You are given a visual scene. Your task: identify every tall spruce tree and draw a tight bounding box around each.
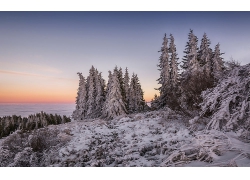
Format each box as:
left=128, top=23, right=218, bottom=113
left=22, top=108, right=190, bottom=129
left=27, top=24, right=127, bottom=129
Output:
left=128, top=73, right=136, bottom=113
left=117, top=67, right=125, bottom=102
left=94, top=71, right=106, bottom=117
left=181, top=30, right=217, bottom=110
left=106, top=70, right=112, bottom=93
left=86, top=66, right=97, bottom=118
left=198, top=33, right=213, bottom=77
left=168, top=34, right=181, bottom=109
left=124, top=67, right=130, bottom=109
left=72, top=72, right=87, bottom=120
left=212, top=43, right=225, bottom=79
left=156, top=33, right=170, bottom=108
left=102, top=70, right=127, bottom=119
left=134, top=74, right=145, bottom=112
left=181, top=29, right=200, bottom=79
left=169, top=34, right=179, bottom=88
left=128, top=73, right=145, bottom=113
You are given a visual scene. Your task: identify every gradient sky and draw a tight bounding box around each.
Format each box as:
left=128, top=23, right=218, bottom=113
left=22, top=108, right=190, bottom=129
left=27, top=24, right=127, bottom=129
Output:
left=0, top=12, right=250, bottom=103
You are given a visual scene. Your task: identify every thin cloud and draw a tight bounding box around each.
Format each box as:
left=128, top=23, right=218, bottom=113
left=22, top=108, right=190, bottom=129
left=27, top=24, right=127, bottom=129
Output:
left=0, top=61, right=62, bottom=74
left=0, top=70, right=75, bottom=81
left=23, top=62, right=63, bottom=74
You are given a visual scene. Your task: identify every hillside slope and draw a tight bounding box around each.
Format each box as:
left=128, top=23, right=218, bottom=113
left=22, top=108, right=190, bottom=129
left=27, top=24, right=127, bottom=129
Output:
left=1, top=109, right=250, bottom=167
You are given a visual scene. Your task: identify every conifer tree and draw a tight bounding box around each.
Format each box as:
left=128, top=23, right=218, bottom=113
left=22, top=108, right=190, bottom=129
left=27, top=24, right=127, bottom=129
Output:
left=128, top=73, right=145, bottom=113
left=134, top=74, right=145, bottom=112
left=117, top=67, right=125, bottom=101
left=168, top=34, right=181, bottom=109
left=156, top=33, right=170, bottom=108
left=128, top=73, right=135, bottom=113
left=102, top=70, right=127, bottom=119
left=181, top=29, right=200, bottom=78
left=72, top=72, right=87, bottom=120
left=212, top=43, right=225, bottom=79
left=169, top=34, right=179, bottom=88
left=181, top=30, right=216, bottom=110
left=114, top=66, right=119, bottom=74
left=124, top=67, right=130, bottom=109
left=198, top=33, right=213, bottom=77
left=106, top=70, right=112, bottom=93
left=128, top=73, right=137, bottom=113
left=86, top=66, right=96, bottom=118
left=94, top=71, right=106, bottom=117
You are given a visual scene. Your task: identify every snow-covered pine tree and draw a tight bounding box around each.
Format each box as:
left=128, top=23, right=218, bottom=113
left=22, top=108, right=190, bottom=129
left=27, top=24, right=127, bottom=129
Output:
left=72, top=72, right=87, bottom=120
left=117, top=67, right=125, bottom=102
left=99, top=72, right=106, bottom=96
left=156, top=33, right=170, bottom=108
left=128, top=73, right=145, bottom=113
left=198, top=33, right=213, bottom=77
left=168, top=34, right=181, bottom=109
left=134, top=74, right=146, bottom=112
left=106, top=70, right=112, bottom=93
left=128, top=73, right=136, bottom=113
left=113, top=66, right=119, bottom=74
left=169, top=34, right=180, bottom=88
left=93, top=71, right=106, bottom=118
left=180, top=30, right=210, bottom=110
left=181, top=29, right=200, bottom=79
left=102, top=70, right=127, bottom=119
left=212, top=43, right=225, bottom=80
left=86, top=66, right=97, bottom=118
left=124, top=67, right=130, bottom=109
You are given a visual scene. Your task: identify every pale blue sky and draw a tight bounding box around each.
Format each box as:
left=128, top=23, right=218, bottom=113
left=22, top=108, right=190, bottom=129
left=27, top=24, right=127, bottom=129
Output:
left=0, top=12, right=249, bottom=102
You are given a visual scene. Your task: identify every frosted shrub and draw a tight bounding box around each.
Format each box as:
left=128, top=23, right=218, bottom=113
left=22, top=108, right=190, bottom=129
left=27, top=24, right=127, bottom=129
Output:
left=0, top=128, right=66, bottom=167
left=201, top=63, right=250, bottom=131
left=28, top=128, right=60, bottom=152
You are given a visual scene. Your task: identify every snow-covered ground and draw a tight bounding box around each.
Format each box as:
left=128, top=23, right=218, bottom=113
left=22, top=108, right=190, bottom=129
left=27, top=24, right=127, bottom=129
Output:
left=1, top=109, right=249, bottom=167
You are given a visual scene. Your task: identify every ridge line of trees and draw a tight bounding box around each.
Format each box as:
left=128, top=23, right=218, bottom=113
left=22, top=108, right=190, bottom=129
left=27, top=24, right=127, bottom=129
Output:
left=72, top=66, right=146, bottom=120
left=0, top=112, right=71, bottom=138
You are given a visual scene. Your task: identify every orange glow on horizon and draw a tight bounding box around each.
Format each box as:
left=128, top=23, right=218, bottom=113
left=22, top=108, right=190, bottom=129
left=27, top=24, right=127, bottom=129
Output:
left=0, top=86, right=76, bottom=104
left=0, top=92, right=153, bottom=103
left=0, top=88, right=155, bottom=103
left=0, top=94, right=75, bottom=104
left=0, top=73, right=157, bottom=103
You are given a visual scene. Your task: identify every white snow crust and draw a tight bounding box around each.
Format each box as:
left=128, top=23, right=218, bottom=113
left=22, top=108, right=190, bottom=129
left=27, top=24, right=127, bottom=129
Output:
left=1, top=109, right=249, bottom=167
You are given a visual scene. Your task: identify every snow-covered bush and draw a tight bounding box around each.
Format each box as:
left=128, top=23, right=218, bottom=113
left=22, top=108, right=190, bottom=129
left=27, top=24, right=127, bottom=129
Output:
left=28, top=128, right=61, bottom=152
left=0, top=127, right=67, bottom=167
left=0, top=147, right=12, bottom=167
left=201, top=63, right=250, bottom=131
left=8, top=147, right=35, bottom=167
